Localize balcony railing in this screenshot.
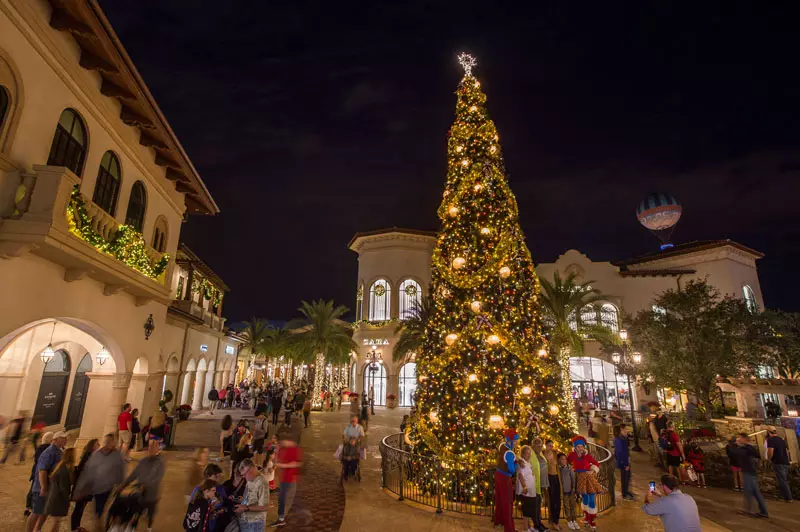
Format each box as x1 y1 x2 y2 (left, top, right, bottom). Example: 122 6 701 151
0 165 171 304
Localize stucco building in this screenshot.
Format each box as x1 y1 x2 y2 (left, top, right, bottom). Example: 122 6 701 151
347 228 786 418
0 0 239 442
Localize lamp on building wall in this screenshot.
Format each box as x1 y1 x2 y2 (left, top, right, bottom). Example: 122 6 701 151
40 321 58 364
144 314 155 340
96 346 110 366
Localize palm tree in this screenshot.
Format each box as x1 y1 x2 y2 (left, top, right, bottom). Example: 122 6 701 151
240 318 271 372
540 271 618 429
393 295 432 364
289 300 358 407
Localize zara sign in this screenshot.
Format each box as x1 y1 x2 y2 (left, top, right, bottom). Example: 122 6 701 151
362 338 389 346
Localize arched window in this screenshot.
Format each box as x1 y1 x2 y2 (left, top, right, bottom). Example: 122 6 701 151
363 361 386 406
355 285 364 321
47 109 87 176
399 362 417 407
743 285 758 313
398 279 422 320
580 304 597 327
92 151 121 215
0 86 8 132
368 279 391 321
125 180 147 232
151 216 168 252
600 303 619 333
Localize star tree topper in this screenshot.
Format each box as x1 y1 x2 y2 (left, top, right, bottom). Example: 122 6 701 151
458 52 477 77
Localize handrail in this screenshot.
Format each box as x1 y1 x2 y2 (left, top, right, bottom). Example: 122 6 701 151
379 433 616 518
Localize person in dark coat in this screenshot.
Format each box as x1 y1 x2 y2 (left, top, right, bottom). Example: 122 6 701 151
43 447 76 530
70 438 99 531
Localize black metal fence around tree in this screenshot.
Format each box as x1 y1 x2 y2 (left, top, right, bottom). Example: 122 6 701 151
379 433 616 519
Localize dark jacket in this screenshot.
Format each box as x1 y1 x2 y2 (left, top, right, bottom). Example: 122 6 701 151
728 444 760 475
614 435 630 468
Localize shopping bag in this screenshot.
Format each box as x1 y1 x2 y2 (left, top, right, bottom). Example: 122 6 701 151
685 464 698 483
334 444 343 461
360 446 367 460
677 463 692 483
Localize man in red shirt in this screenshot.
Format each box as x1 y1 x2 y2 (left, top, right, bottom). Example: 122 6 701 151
269 438 303 527
664 421 685 479
118 403 133 459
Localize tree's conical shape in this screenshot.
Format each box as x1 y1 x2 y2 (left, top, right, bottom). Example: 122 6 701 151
412 57 574 463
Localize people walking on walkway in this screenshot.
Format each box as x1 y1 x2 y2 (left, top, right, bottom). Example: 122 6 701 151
728 432 769 518
766 427 793 502
359 395 370 432
343 416 365 445
70 438 99 531
235 458 269 532
42 446 75 531
567 436 602 532
253 411 269 467
614 424 636 500
73 433 125 532
725 436 743 491
188 447 209 499
686 442 706 488
270 437 303 528
544 439 561 529
0 411 27 464
24 431 53 519
271 393 283 426
183 479 217 532
26 430 66 532
661 422 684 480
131 408 142 452
220 415 233 465
122 439 165 531
208 386 219 415
149 405 167 446
217 387 227 410
641 474 701 532
303 397 312 428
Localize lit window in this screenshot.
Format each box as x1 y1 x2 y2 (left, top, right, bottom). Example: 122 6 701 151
600 303 619 333
568 310 577 332
580 304 597 327
355 285 364 320
743 285 758 313
151 216 168 252
368 279 391 321
398 279 422 320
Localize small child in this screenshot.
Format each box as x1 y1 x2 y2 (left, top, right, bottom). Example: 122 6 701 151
183 478 218 531
342 437 359 479
687 442 707 488
264 449 276 491
558 452 579 530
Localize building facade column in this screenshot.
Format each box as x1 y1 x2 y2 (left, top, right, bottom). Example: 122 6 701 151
180 371 195 406
202 370 215 408
141 371 165 419
126 374 148 414
164 371 180 404
192 369 207 410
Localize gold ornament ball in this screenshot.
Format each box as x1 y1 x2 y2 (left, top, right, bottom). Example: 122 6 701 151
468 373 478 383
521 385 532 395
470 300 482 312
445 333 458 346
448 205 459 217
470 105 478 112
429 410 440 423
537 348 548 359
452 257 467 269
461 158 470 167
474 183 483 192
488 414 505 430
487 334 501 345
480 227 490 235
456 145 463 152
499 266 511 278
549 404 560 415
490 145 497 153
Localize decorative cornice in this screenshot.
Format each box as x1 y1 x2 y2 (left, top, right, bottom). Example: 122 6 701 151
349 229 437 253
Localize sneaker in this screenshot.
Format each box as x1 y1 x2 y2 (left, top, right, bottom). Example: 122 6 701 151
623 494 636 501
572 521 580 530
270 519 286 527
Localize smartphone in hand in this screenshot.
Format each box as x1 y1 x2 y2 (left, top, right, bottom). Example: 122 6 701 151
649 481 656 493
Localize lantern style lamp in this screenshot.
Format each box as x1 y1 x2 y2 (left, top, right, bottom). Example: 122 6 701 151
96 346 110 366
144 314 155 340
612 352 621 364
40 321 57 364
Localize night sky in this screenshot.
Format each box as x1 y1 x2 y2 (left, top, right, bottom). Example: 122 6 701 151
99 1 800 320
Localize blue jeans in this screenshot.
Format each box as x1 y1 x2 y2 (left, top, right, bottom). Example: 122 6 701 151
773 463 792 501
742 472 768 515
278 481 297 519
239 520 266 532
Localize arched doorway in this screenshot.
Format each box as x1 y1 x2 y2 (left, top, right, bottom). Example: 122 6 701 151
399 362 417 407
64 353 92 429
363 362 386 406
33 349 71 426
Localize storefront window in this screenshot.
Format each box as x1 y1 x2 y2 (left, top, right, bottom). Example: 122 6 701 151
569 356 632 410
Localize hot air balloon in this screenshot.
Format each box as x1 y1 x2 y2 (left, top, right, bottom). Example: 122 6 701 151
636 192 682 249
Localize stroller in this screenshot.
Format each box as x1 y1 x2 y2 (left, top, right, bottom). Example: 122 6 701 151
340 440 362 482
106 482 144 531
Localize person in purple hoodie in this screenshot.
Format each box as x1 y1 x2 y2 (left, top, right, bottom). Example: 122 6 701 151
613 424 636 500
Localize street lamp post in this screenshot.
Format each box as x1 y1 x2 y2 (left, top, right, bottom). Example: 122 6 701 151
612 329 643 452
368 348 382 413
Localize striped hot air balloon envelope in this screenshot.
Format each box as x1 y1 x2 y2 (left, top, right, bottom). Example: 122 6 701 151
636 192 682 231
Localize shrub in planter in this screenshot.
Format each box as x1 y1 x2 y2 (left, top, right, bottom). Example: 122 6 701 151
177 403 192 420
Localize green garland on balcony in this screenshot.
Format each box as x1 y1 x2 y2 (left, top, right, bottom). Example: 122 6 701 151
192 276 222 307
66 185 169 279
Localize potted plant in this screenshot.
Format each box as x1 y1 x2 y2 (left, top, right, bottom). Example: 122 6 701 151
177 403 192 421
387 393 398 409
159 390 174 410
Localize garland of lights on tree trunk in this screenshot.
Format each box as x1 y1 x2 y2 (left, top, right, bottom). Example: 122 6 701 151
409 54 574 471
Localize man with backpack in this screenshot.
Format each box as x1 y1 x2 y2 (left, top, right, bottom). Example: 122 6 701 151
207 386 219 415
660 422 684 479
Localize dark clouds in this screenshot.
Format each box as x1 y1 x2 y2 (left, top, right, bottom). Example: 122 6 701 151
99 0 800 319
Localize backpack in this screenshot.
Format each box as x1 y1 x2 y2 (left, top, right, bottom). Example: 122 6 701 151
658 433 674 451
183 498 209 531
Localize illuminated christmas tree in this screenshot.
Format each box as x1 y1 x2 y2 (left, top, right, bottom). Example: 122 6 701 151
411 55 574 465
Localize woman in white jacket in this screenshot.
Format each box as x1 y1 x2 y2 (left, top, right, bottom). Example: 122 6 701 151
517 445 545 532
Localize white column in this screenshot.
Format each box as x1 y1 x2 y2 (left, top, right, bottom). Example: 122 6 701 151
202 370 214 408
140 371 165 420
180 372 195 406
126 374 148 413
164 372 179 403
79 373 114 442
222 370 230 388
104 373 132 437
192 370 207 410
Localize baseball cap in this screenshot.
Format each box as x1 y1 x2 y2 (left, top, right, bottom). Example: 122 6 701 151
53 430 68 439
766 426 777 434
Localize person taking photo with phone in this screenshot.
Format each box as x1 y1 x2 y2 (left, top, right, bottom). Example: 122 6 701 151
642 474 701 532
